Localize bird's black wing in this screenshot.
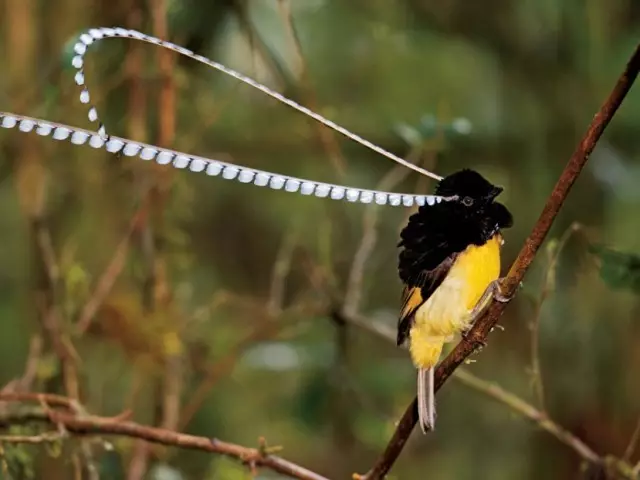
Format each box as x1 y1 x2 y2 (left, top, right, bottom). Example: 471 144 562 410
396 204 467 346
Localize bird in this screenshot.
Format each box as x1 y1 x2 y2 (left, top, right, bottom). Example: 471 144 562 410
396 168 514 433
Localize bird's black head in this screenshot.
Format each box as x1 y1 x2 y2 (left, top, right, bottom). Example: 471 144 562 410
435 169 513 236
436 169 504 208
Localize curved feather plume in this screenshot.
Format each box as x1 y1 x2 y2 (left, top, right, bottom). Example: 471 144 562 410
1 26 450 206
69 27 442 181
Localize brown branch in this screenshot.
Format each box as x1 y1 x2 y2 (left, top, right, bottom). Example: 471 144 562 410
362 42 640 480
127 1 180 477
337 312 637 478
453 370 600 463
623 415 640 463
76 206 147 335
0 432 63 444
452 372 637 480
0 392 76 411
0 395 329 480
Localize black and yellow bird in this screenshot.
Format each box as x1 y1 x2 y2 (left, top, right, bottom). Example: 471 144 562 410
397 169 514 433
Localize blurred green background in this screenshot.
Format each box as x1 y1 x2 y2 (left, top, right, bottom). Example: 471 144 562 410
1 0 640 479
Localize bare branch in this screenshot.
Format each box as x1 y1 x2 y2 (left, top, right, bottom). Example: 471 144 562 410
76 206 146 335
363 41 640 480
453 370 600 464
623 415 640 463
529 222 581 409
337 312 636 479
343 164 413 317
267 227 299 317
0 432 63 444
0 394 329 480
0 392 76 411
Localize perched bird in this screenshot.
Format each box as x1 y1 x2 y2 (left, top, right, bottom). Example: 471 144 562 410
397 169 514 432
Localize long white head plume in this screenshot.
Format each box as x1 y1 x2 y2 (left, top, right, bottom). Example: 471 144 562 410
71 28 443 181
1 26 451 206
0 112 446 208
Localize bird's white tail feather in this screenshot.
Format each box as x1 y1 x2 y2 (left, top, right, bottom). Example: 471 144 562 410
417 367 435 433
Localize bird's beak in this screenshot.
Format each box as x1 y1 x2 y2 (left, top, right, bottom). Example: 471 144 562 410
487 186 503 200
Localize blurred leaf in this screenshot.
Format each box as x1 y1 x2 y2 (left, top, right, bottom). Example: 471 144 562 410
449 117 472 135
393 114 473 147
43 438 62 459
589 244 640 293
0 429 36 479
393 122 423 147
36 353 60 381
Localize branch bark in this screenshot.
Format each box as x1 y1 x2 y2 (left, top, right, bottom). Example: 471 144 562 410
363 41 640 479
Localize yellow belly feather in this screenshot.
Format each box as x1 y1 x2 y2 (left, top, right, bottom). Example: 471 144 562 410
409 235 502 369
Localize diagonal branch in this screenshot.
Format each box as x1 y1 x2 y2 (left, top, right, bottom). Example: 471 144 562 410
338 311 636 478
453 370 600 464
363 41 640 480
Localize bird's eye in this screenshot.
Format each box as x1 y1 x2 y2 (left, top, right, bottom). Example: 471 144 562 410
462 196 474 207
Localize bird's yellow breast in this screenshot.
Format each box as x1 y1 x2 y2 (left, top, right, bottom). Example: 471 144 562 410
409 235 502 368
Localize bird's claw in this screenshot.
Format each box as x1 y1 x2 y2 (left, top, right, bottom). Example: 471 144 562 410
492 278 520 303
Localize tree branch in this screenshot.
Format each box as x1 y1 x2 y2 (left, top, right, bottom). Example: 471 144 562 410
0 393 329 480
453 370 600 463
337 310 637 478
363 41 640 479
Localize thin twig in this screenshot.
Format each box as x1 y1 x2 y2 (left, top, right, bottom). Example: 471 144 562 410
623 415 640 463
0 392 75 410
363 41 640 480
179 233 306 430
336 312 636 478
76 206 147 335
127 2 179 478
343 162 415 317
39 303 80 401
0 432 63 444
17 336 43 393
453 369 601 464
276 0 346 177
178 310 293 430
0 335 44 398
267 227 299 317
529 222 581 410
342 145 434 316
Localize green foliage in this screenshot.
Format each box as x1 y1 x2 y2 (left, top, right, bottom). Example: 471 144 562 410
1 0 640 479
0 445 35 479
589 243 640 293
